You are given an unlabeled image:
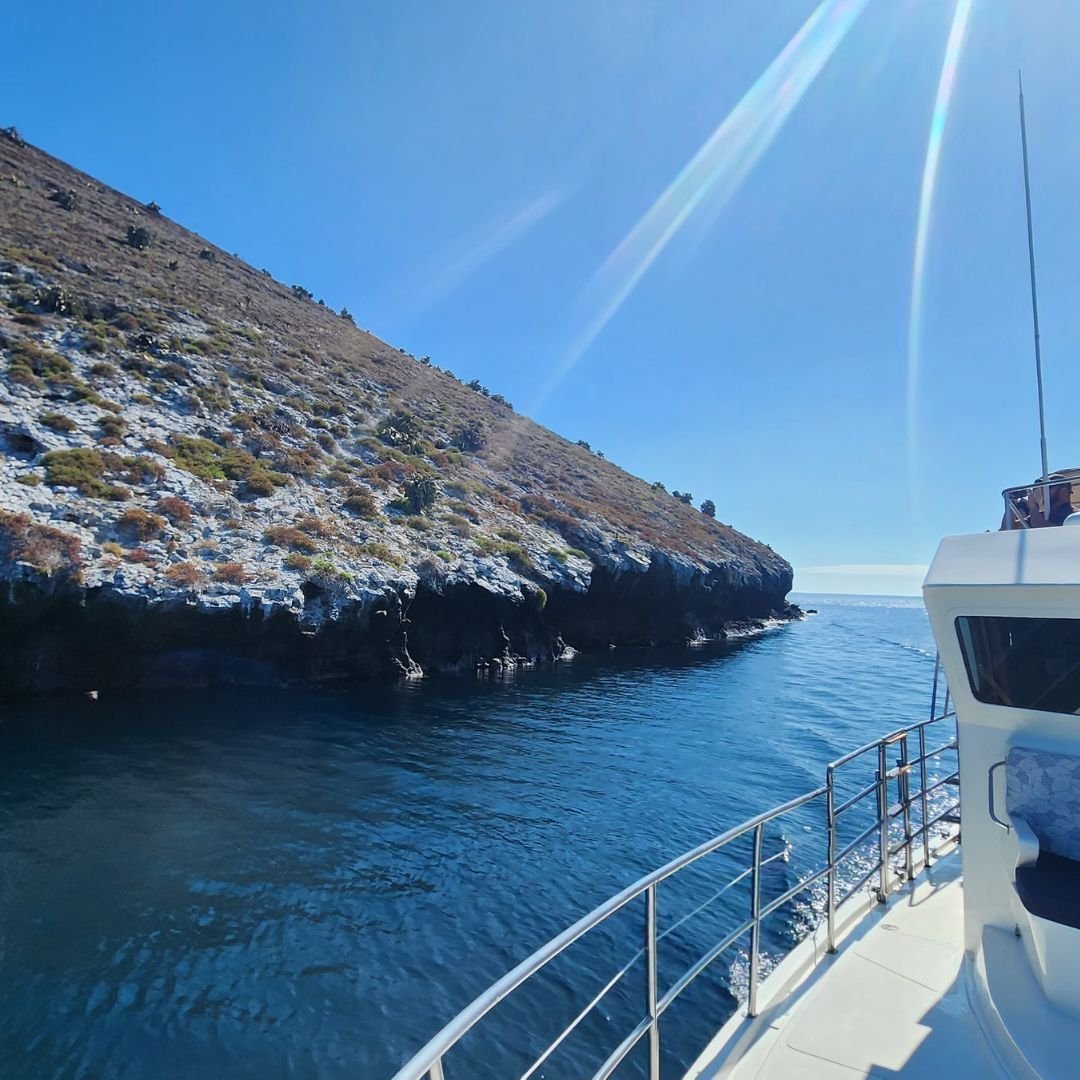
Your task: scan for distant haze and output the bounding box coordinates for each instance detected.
[793,564,928,596]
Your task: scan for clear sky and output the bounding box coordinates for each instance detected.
[5,0,1080,596]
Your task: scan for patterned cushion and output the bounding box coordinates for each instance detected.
[1007,747,1080,862]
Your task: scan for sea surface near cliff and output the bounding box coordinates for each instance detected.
[0,594,937,1079]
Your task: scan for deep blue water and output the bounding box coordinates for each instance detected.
[0,594,940,1079]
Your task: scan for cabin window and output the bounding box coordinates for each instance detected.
[956,616,1080,714]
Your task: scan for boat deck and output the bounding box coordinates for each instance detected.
[688,850,1006,1079]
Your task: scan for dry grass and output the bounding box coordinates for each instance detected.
[0,510,82,579]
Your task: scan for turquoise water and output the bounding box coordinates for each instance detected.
[0,594,938,1079]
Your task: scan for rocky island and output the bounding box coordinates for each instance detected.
[0,129,794,694]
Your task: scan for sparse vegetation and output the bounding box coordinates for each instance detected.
[48,189,78,211]
[126,225,151,250]
[39,411,76,432]
[213,562,249,584]
[116,508,166,541]
[165,434,282,497]
[263,525,320,554]
[156,495,192,524]
[0,510,82,580]
[377,410,424,453]
[402,473,438,514]
[358,542,403,567]
[41,449,125,499]
[452,420,486,452]
[165,561,204,588]
[343,490,379,518]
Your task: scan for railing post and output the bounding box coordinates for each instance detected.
[899,734,914,882]
[646,883,660,1080]
[877,741,890,903]
[429,1059,445,1080]
[918,722,931,871]
[748,822,764,1017]
[826,765,837,953]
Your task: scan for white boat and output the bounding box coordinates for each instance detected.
[391,476,1080,1079]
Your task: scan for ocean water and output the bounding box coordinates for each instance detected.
[0,594,944,1079]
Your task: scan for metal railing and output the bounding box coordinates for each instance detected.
[1002,475,1079,529]
[393,694,960,1080]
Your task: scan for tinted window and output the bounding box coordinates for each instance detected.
[956,616,1080,714]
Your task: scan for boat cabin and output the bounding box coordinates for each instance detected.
[926,474,1080,1029]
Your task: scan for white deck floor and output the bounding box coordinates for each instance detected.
[689,850,1008,1079]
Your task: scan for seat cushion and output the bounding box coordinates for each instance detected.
[1006,747,1080,862]
[1016,851,1080,930]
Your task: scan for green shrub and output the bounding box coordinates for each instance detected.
[476,537,532,569]
[402,473,438,514]
[435,550,454,562]
[343,490,379,518]
[284,552,311,572]
[48,189,78,211]
[451,421,486,452]
[358,542,403,567]
[41,449,125,499]
[15,473,42,486]
[158,361,189,383]
[166,435,281,497]
[40,411,76,432]
[243,470,277,498]
[9,339,73,380]
[377,410,424,452]
[126,225,151,250]
[700,499,716,518]
[98,413,127,440]
[324,467,352,486]
[405,515,432,532]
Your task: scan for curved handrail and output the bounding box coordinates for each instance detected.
[392,711,960,1080]
[391,785,825,1079]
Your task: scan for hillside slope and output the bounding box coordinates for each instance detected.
[0,129,794,693]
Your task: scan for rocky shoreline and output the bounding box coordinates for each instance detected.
[0,557,798,694]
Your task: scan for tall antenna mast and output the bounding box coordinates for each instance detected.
[1019,69,1050,481]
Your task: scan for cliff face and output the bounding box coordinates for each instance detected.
[0,130,794,694]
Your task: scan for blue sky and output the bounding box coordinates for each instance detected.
[5,0,1080,595]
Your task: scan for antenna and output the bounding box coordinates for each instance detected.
[1019,69,1050,482]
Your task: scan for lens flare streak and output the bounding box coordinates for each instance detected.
[533,0,869,410]
[906,0,975,498]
